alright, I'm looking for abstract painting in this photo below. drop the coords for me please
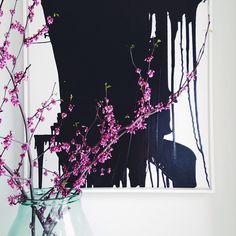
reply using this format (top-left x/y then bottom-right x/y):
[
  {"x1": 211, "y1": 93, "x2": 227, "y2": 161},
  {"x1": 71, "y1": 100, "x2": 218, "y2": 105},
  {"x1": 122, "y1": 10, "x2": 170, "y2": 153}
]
[{"x1": 29, "y1": 0, "x2": 211, "y2": 189}]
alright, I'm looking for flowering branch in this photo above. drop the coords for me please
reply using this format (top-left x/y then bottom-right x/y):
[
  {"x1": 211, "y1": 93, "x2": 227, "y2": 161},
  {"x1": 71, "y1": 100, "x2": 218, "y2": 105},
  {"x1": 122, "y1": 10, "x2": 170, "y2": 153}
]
[{"x1": 0, "y1": 1, "x2": 210, "y2": 234}]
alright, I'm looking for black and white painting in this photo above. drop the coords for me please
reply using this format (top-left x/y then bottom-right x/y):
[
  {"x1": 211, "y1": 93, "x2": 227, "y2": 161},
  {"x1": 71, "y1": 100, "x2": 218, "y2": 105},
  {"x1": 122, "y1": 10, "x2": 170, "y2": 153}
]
[{"x1": 28, "y1": 0, "x2": 211, "y2": 189}]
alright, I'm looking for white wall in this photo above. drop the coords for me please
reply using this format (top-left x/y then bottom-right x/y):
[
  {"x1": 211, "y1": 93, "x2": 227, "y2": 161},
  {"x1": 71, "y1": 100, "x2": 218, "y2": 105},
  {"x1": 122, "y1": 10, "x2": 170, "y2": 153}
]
[{"x1": 1, "y1": 0, "x2": 236, "y2": 235}]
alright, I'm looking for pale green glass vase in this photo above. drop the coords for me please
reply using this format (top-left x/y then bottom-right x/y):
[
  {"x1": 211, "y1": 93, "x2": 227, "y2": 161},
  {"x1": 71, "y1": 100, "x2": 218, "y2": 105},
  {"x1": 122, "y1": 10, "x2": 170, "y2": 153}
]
[{"x1": 8, "y1": 189, "x2": 93, "y2": 236}]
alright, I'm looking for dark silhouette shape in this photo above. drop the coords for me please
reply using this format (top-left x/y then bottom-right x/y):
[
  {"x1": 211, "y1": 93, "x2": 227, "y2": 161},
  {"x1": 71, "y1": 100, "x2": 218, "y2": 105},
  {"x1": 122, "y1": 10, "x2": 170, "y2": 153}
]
[
  {"x1": 156, "y1": 140, "x2": 196, "y2": 187},
  {"x1": 34, "y1": 0, "x2": 208, "y2": 188}
]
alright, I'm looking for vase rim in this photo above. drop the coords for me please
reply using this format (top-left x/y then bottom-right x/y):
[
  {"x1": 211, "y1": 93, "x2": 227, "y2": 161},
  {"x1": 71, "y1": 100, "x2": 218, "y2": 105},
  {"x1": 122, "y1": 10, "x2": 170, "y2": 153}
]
[{"x1": 20, "y1": 188, "x2": 82, "y2": 206}]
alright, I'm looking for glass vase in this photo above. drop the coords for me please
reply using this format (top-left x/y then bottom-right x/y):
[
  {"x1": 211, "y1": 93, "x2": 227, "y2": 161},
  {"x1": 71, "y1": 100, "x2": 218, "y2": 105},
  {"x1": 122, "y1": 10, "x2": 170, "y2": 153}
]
[{"x1": 8, "y1": 189, "x2": 93, "y2": 236}]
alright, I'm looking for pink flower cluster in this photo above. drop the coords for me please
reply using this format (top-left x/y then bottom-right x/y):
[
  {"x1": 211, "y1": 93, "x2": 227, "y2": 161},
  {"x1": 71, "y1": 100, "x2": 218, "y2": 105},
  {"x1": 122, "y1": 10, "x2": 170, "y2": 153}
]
[
  {"x1": 126, "y1": 77, "x2": 154, "y2": 134},
  {"x1": 50, "y1": 134, "x2": 93, "y2": 192},
  {"x1": 144, "y1": 55, "x2": 154, "y2": 63},
  {"x1": 21, "y1": 143, "x2": 29, "y2": 152},
  {"x1": 8, "y1": 87, "x2": 20, "y2": 106},
  {"x1": 14, "y1": 71, "x2": 28, "y2": 84},
  {"x1": 0, "y1": 40, "x2": 16, "y2": 69},
  {"x1": 147, "y1": 69, "x2": 155, "y2": 78},
  {"x1": 11, "y1": 21, "x2": 25, "y2": 35},
  {"x1": 49, "y1": 99, "x2": 121, "y2": 191},
  {"x1": 2, "y1": 131, "x2": 13, "y2": 150},
  {"x1": 0, "y1": 157, "x2": 6, "y2": 176},
  {"x1": 94, "y1": 98, "x2": 121, "y2": 164},
  {"x1": 28, "y1": 0, "x2": 40, "y2": 22},
  {"x1": 47, "y1": 16, "x2": 54, "y2": 25},
  {"x1": 24, "y1": 25, "x2": 49, "y2": 47},
  {"x1": 8, "y1": 194, "x2": 23, "y2": 206},
  {"x1": 7, "y1": 177, "x2": 19, "y2": 189},
  {"x1": 9, "y1": 9, "x2": 15, "y2": 16},
  {"x1": 99, "y1": 99, "x2": 121, "y2": 147},
  {"x1": 27, "y1": 98, "x2": 58, "y2": 133}
]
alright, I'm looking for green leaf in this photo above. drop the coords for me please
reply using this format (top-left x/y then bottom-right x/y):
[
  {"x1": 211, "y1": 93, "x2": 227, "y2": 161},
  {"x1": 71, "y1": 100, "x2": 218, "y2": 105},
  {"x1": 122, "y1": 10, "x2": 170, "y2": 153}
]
[
  {"x1": 73, "y1": 121, "x2": 80, "y2": 127},
  {"x1": 130, "y1": 44, "x2": 135, "y2": 49},
  {"x1": 105, "y1": 82, "x2": 112, "y2": 90},
  {"x1": 70, "y1": 94, "x2": 73, "y2": 101},
  {"x1": 53, "y1": 12, "x2": 60, "y2": 17},
  {"x1": 154, "y1": 38, "x2": 162, "y2": 47}
]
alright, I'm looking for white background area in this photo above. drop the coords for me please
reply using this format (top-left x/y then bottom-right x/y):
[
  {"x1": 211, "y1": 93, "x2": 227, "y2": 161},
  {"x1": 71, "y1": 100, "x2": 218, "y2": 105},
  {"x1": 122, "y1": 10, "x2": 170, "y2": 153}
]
[{"x1": 0, "y1": 0, "x2": 236, "y2": 235}]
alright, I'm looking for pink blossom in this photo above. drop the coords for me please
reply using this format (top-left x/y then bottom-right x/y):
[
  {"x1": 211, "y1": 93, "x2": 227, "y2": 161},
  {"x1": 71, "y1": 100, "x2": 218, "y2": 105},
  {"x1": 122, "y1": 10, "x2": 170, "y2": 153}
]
[
  {"x1": 47, "y1": 16, "x2": 54, "y2": 25},
  {"x1": 50, "y1": 144, "x2": 62, "y2": 153},
  {"x1": 61, "y1": 112, "x2": 67, "y2": 119},
  {"x1": 147, "y1": 69, "x2": 155, "y2": 78},
  {"x1": 0, "y1": 158, "x2": 6, "y2": 176},
  {"x1": 75, "y1": 144, "x2": 82, "y2": 152},
  {"x1": 46, "y1": 106, "x2": 52, "y2": 111},
  {"x1": 28, "y1": 6, "x2": 35, "y2": 22},
  {"x1": 80, "y1": 151, "x2": 90, "y2": 166},
  {"x1": 9, "y1": 88, "x2": 20, "y2": 106},
  {"x1": 98, "y1": 98, "x2": 121, "y2": 149},
  {"x1": 7, "y1": 177, "x2": 16, "y2": 189},
  {"x1": 8, "y1": 192, "x2": 25, "y2": 205},
  {"x1": 14, "y1": 71, "x2": 27, "y2": 83},
  {"x1": 11, "y1": 21, "x2": 25, "y2": 34},
  {"x1": 33, "y1": 0, "x2": 40, "y2": 5},
  {"x1": 43, "y1": 169, "x2": 48, "y2": 176},
  {"x1": 126, "y1": 119, "x2": 147, "y2": 134},
  {"x1": 24, "y1": 25, "x2": 49, "y2": 47},
  {"x1": 0, "y1": 40, "x2": 11, "y2": 69},
  {"x1": 61, "y1": 142, "x2": 71, "y2": 152},
  {"x1": 104, "y1": 105, "x2": 113, "y2": 113},
  {"x1": 144, "y1": 55, "x2": 154, "y2": 63},
  {"x1": 30, "y1": 128, "x2": 35, "y2": 133},
  {"x1": 68, "y1": 104, "x2": 74, "y2": 112},
  {"x1": 97, "y1": 147, "x2": 113, "y2": 163},
  {"x1": 91, "y1": 145, "x2": 100, "y2": 154},
  {"x1": 10, "y1": 94, "x2": 19, "y2": 106},
  {"x1": 72, "y1": 162, "x2": 80, "y2": 176},
  {"x1": 8, "y1": 194, "x2": 22, "y2": 206},
  {"x1": 51, "y1": 98, "x2": 56, "y2": 105},
  {"x1": 21, "y1": 143, "x2": 29, "y2": 152},
  {"x1": 37, "y1": 108, "x2": 43, "y2": 113},
  {"x1": 69, "y1": 154, "x2": 76, "y2": 162},
  {"x1": 10, "y1": 9, "x2": 15, "y2": 16},
  {"x1": 54, "y1": 127, "x2": 60, "y2": 135},
  {"x1": 138, "y1": 78, "x2": 148, "y2": 88},
  {"x1": 33, "y1": 161, "x2": 38, "y2": 167},
  {"x1": 20, "y1": 153, "x2": 25, "y2": 158},
  {"x1": 73, "y1": 177, "x2": 86, "y2": 190},
  {"x1": 39, "y1": 116, "x2": 45, "y2": 122},
  {"x1": 2, "y1": 131, "x2": 13, "y2": 150},
  {"x1": 135, "y1": 68, "x2": 142, "y2": 74},
  {"x1": 100, "y1": 168, "x2": 105, "y2": 176},
  {"x1": 27, "y1": 117, "x2": 34, "y2": 128}
]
